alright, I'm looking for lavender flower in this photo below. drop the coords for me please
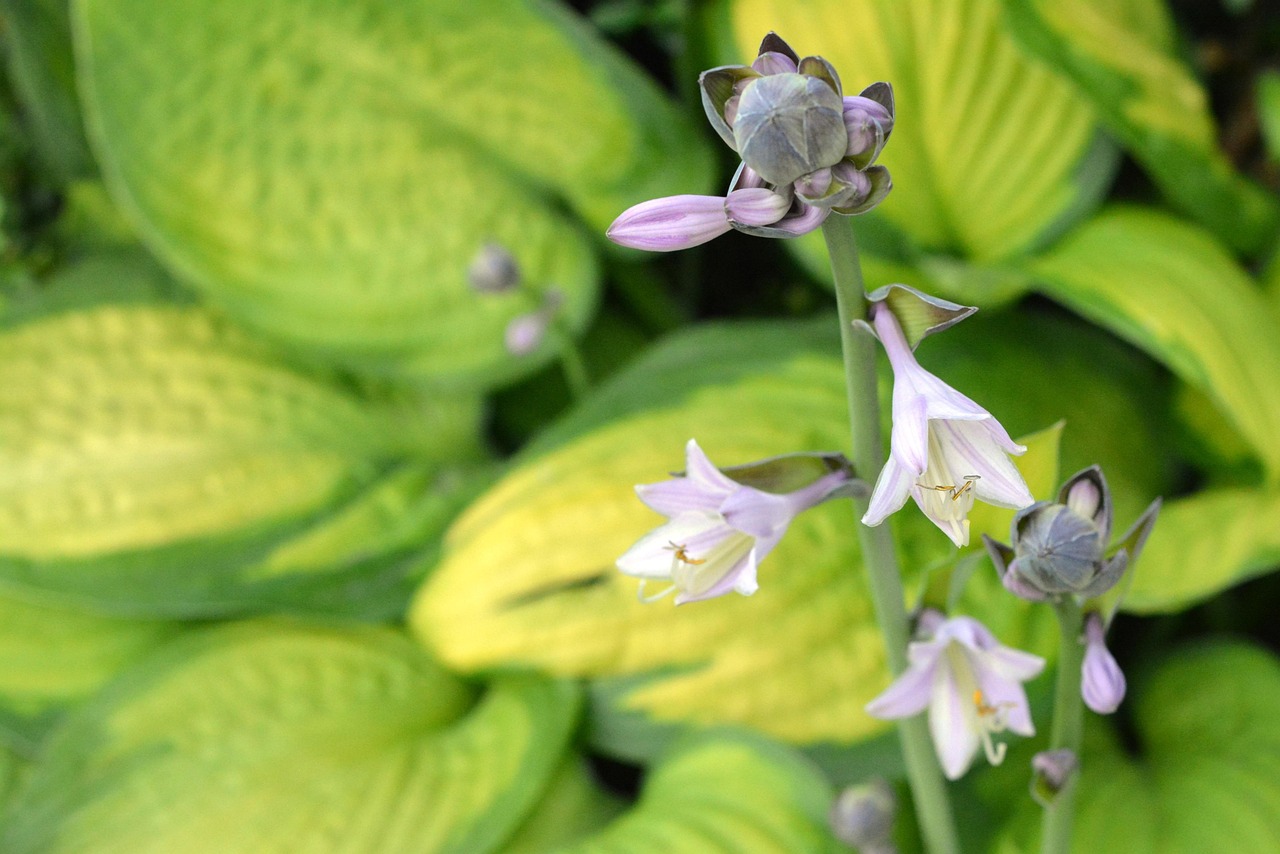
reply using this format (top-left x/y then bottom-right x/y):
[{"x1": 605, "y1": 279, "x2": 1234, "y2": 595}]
[
  {"x1": 607, "y1": 33, "x2": 893, "y2": 251},
  {"x1": 1081, "y1": 613, "x2": 1126, "y2": 714},
  {"x1": 866, "y1": 613, "x2": 1044, "y2": 780},
  {"x1": 617, "y1": 439, "x2": 850, "y2": 604},
  {"x1": 861, "y1": 291, "x2": 1034, "y2": 547}
]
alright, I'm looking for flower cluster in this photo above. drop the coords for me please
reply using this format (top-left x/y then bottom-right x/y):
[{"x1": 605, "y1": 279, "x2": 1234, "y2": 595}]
[{"x1": 607, "y1": 33, "x2": 894, "y2": 252}]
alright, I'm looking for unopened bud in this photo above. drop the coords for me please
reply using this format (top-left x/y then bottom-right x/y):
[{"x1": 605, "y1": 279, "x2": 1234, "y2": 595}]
[
  {"x1": 1081, "y1": 613, "x2": 1125, "y2": 714},
  {"x1": 1031, "y1": 749, "x2": 1078, "y2": 806},
  {"x1": 829, "y1": 778, "x2": 897, "y2": 852},
  {"x1": 468, "y1": 242, "x2": 521, "y2": 294},
  {"x1": 732, "y1": 72, "x2": 847, "y2": 186}
]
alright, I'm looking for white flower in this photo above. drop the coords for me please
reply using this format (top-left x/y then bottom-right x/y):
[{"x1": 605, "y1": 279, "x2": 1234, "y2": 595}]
[
  {"x1": 862, "y1": 303, "x2": 1034, "y2": 546},
  {"x1": 616, "y1": 439, "x2": 847, "y2": 604},
  {"x1": 866, "y1": 614, "x2": 1045, "y2": 780}
]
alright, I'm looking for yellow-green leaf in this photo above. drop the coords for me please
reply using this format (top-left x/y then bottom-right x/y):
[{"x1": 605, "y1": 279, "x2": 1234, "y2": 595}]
[
  {"x1": 1029, "y1": 206, "x2": 1280, "y2": 482},
  {"x1": 0, "y1": 621, "x2": 580, "y2": 854},
  {"x1": 1000, "y1": 0, "x2": 1280, "y2": 253},
  {"x1": 553, "y1": 733, "x2": 840, "y2": 853},
  {"x1": 0, "y1": 593, "x2": 178, "y2": 746},
  {"x1": 1122, "y1": 488, "x2": 1280, "y2": 613},
  {"x1": 716, "y1": 0, "x2": 1106, "y2": 262},
  {"x1": 73, "y1": 0, "x2": 709, "y2": 385}
]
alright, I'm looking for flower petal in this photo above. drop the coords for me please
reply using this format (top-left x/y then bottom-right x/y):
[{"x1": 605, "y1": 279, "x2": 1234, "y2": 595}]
[
  {"x1": 929, "y1": 663, "x2": 981, "y2": 780},
  {"x1": 683, "y1": 439, "x2": 739, "y2": 492},
  {"x1": 865, "y1": 660, "x2": 937, "y2": 719},
  {"x1": 931, "y1": 420, "x2": 1033, "y2": 509},
  {"x1": 862, "y1": 455, "x2": 914, "y2": 527},
  {"x1": 606, "y1": 195, "x2": 732, "y2": 252},
  {"x1": 971, "y1": 662, "x2": 1036, "y2": 737},
  {"x1": 634, "y1": 477, "x2": 721, "y2": 517},
  {"x1": 719, "y1": 485, "x2": 794, "y2": 539}
]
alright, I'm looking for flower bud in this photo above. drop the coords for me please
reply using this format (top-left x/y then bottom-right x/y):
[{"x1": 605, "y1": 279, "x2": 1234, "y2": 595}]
[
  {"x1": 504, "y1": 311, "x2": 548, "y2": 357},
  {"x1": 843, "y1": 95, "x2": 894, "y2": 160},
  {"x1": 829, "y1": 778, "x2": 897, "y2": 852},
  {"x1": 724, "y1": 187, "x2": 792, "y2": 227},
  {"x1": 468, "y1": 242, "x2": 521, "y2": 294},
  {"x1": 987, "y1": 466, "x2": 1144, "y2": 601},
  {"x1": 1081, "y1": 613, "x2": 1125, "y2": 714},
  {"x1": 732, "y1": 72, "x2": 847, "y2": 186},
  {"x1": 1030, "y1": 749, "x2": 1078, "y2": 806},
  {"x1": 606, "y1": 195, "x2": 732, "y2": 251}
]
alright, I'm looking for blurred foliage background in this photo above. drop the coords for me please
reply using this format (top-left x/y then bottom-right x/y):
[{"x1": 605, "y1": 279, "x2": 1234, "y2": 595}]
[{"x1": 0, "y1": 0, "x2": 1277, "y2": 851}]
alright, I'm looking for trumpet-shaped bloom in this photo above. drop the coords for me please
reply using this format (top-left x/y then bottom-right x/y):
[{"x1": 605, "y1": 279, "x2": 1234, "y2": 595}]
[
  {"x1": 862, "y1": 303, "x2": 1034, "y2": 546},
  {"x1": 866, "y1": 614, "x2": 1045, "y2": 780},
  {"x1": 616, "y1": 439, "x2": 848, "y2": 604}
]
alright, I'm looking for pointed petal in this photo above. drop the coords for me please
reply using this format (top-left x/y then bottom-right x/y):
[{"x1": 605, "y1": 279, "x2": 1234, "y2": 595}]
[
  {"x1": 865, "y1": 661, "x2": 937, "y2": 719},
  {"x1": 635, "y1": 478, "x2": 720, "y2": 516},
  {"x1": 862, "y1": 455, "x2": 914, "y2": 526},
  {"x1": 890, "y1": 392, "x2": 930, "y2": 474},
  {"x1": 929, "y1": 664, "x2": 980, "y2": 780},
  {"x1": 683, "y1": 439, "x2": 738, "y2": 492},
  {"x1": 932, "y1": 420, "x2": 1033, "y2": 509}
]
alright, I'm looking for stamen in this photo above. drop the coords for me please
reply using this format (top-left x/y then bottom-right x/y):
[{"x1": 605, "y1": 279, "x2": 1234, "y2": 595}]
[
  {"x1": 972, "y1": 689, "x2": 1013, "y2": 766},
  {"x1": 664, "y1": 541, "x2": 706, "y2": 565}
]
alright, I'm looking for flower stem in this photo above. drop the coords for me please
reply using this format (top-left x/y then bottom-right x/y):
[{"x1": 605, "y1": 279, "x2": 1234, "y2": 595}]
[
  {"x1": 1042, "y1": 598, "x2": 1086, "y2": 854},
  {"x1": 550, "y1": 321, "x2": 591, "y2": 401},
  {"x1": 821, "y1": 216, "x2": 960, "y2": 854}
]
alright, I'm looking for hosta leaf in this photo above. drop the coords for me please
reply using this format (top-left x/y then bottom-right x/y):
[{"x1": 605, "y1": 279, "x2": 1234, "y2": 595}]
[
  {"x1": 0, "y1": 271, "x2": 482, "y2": 614},
  {"x1": 994, "y1": 642, "x2": 1280, "y2": 853},
  {"x1": 1001, "y1": 0, "x2": 1280, "y2": 254},
  {"x1": 410, "y1": 318, "x2": 1149, "y2": 757},
  {"x1": 1121, "y1": 487, "x2": 1280, "y2": 613},
  {"x1": 0, "y1": 593, "x2": 178, "y2": 748},
  {"x1": 552, "y1": 733, "x2": 839, "y2": 854},
  {"x1": 716, "y1": 0, "x2": 1109, "y2": 262},
  {"x1": 0, "y1": 621, "x2": 580, "y2": 854},
  {"x1": 72, "y1": 0, "x2": 710, "y2": 386},
  {"x1": 1028, "y1": 206, "x2": 1280, "y2": 482},
  {"x1": 504, "y1": 757, "x2": 625, "y2": 854}
]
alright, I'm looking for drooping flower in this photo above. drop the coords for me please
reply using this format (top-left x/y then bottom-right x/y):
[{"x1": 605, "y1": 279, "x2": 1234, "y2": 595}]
[
  {"x1": 1081, "y1": 612, "x2": 1126, "y2": 714},
  {"x1": 866, "y1": 613, "x2": 1045, "y2": 780},
  {"x1": 861, "y1": 291, "x2": 1034, "y2": 546},
  {"x1": 607, "y1": 33, "x2": 893, "y2": 252},
  {"x1": 985, "y1": 466, "x2": 1162, "y2": 602},
  {"x1": 616, "y1": 440, "x2": 851, "y2": 604}
]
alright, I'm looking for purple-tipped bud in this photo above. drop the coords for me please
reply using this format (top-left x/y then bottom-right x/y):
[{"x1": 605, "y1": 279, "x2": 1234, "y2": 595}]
[
  {"x1": 505, "y1": 312, "x2": 549, "y2": 357},
  {"x1": 844, "y1": 95, "x2": 894, "y2": 158},
  {"x1": 752, "y1": 51, "x2": 798, "y2": 76},
  {"x1": 468, "y1": 242, "x2": 521, "y2": 294},
  {"x1": 1081, "y1": 614, "x2": 1126, "y2": 714},
  {"x1": 607, "y1": 195, "x2": 732, "y2": 252},
  {"x1": 724, "y1": 187, "x2": 792, "y2": 227},
  {"x1": 1031, "y1": 749, "x2": 1078, "y2": 806},
  {"x1": 793, "y1": 168, "x2": 833, "y2": 199},
  {"x1": 829, "y1": 778, "x2": 897, "y2": 851}
]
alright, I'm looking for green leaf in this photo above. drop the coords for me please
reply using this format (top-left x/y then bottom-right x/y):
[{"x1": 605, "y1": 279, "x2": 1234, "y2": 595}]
[
  {"x1": 1121, "y1": 487, "x2": 1280, "y2": 613},
  {"x1": 716, "y1": 0, "x2": 1112, "y2": 262},
  {"x1": 1030, "y1": 206, "x2": 1280, "y2": 482},
  {"x1": 2, "y1": 0, "x2": 95, "y2": 180},
  {"x1": 1257, "y1": 70, "x2": 1280, "y2": 165},
  {"x1": 0, "y1": 621, "x2": 581, "y2": 854},
  {"x1": 72, "y1": 0, "x2": 710, "y2": 387},
  {"x1": 503, "y1": 756, "x2": 626, "y2": 854},
  {"x1": 0, "y1": 593, "x2": 179, "y2": 748},
  {"x1": 1000, "y1": 0, "x2": 1280, "y2": 254},
  {"x1": 410, "y1": 319, "x2": 1111, "y2": 759},
  {"x1": 552, "y1": 732, "x2": 840, "y2": 853},
  {"x1": 995, "y1": 641, "x2": 1280, "y2": 853},
  {"x1": 0, "y1": 266, "x2": 483, "y2": 614}
]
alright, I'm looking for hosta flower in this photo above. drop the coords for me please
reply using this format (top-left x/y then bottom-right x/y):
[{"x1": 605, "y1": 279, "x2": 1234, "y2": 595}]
[
  {"x1": 607, "y1": 33, "x2": 893, "y2": 252},
  {"x1": 1081, "y1": 613, "x2": 1125, "y2": 714},
  {"x1": 862, "y1": 293, "x2": 1034, "y2": 546},
  {"x1": 866, "y1": 614, "x2": 1045, "y2": 780},
  {"x1": 985, "y1": 465, "x2": 1162, "y2": 602},
  {"x1": 616, "y1": 440, "x2": 850, "y2": 604}
]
